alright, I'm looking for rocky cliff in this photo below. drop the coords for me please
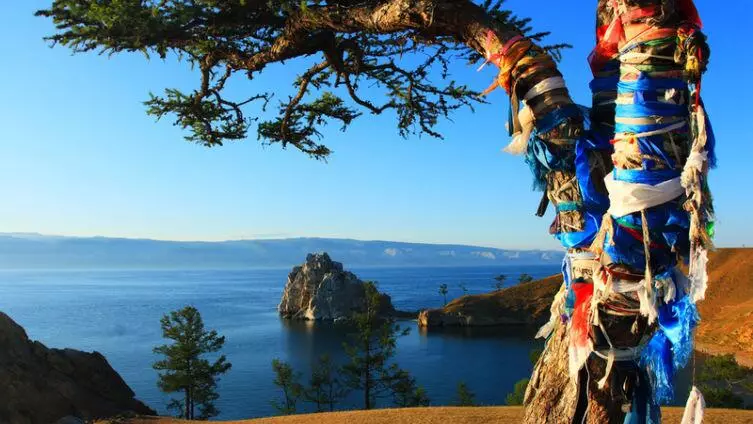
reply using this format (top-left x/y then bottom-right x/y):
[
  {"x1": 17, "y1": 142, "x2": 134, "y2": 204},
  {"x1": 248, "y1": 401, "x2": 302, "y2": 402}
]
[
  {"x1": 278, "y1": 253, "x2": 396, "y2": 320},
  {"x1": 0, "y1": 312, "x2": 155, "y2": 424},
  {"x1": 417, "y1": 275, "x2": 562, "y2": 328}
]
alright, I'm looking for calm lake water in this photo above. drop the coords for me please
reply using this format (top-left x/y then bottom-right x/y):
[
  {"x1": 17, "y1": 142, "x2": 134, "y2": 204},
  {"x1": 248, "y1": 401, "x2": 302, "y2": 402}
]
[{"x1": 0, "y1": 265, "x2": 560, "y2": 419}]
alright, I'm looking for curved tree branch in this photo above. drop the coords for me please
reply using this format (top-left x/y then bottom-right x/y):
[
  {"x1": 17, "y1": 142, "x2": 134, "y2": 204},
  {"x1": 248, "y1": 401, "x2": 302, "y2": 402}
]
[{"x1": 38, "y1": 0, "x2": 575, "y2": 158}]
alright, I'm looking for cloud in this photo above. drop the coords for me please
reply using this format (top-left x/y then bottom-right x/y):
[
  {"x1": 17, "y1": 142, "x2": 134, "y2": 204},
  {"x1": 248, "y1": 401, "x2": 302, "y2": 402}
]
[
  {"x1": 471, "y1": 251, "x2": 496, "y2": 260},
  {"x1": 383, "y1": 247, "x2": 400, "y2": 257}
]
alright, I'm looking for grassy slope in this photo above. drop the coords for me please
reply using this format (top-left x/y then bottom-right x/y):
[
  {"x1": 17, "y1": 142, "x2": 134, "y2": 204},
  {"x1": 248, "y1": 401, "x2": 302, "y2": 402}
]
[
  {"x1": 693, "y1": 248, "x2": 753, "y2": 366},
  {"x1": 115, "y1": 406, "x2": 753, "y2": 424}
]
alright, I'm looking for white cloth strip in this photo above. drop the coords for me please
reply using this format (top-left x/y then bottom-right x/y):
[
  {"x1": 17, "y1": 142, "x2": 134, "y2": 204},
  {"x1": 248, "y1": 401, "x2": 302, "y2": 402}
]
[
  {"x1": 502, "y1": 105, "x2": 535, "y2": 155},
  {"x1": 604, "y1": 173, "x2": 685, "y2": 218},
  {"x1": 611, "y1": 279, "x2": 644, "y2": 293},
  {"x1": 615, "y1": 89, "x2": 685, "y2": 105},
  {"x1": 523, "y1": 77, "x2": 566, "y2": 102},
  {"x1": 612, "y1": 121, "x2": 688, "y2": 140},
  {"x1": 620, "y1": 51, "x2": 677, "y2": 63},
  {"x1": 597, "y1": 350, "x2": 616, "y2": 389},
  {"x1": 592, "y1": 346, "x2": 642, "y2": 361},
  {"x1": 615, "y1": 116, "x2": 684, "y2": 125},
  {"x1": 568, "y1": 250, "x2": 597, "y2": 260},
  {"x1": 682, "y1": 151, "x2": 707, "y2": 191},
  {"x1": 681, "y1": 386, "x2": 706, "y2": 424}
]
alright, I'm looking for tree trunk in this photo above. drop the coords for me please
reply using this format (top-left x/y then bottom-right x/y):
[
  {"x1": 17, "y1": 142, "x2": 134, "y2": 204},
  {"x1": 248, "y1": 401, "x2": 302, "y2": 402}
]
[
  {"x1": 524, "y1": 323, "x2": 629, "y2": 423},
  {"x1": 524, "y1": 324, "x2": 577, "y2": 423},
  {"x1": 365, "y1": 338, "x2": 372, "y2": 410},
  {"x1": 184, "y1": 387, "x2": 191, "y2": 420}
]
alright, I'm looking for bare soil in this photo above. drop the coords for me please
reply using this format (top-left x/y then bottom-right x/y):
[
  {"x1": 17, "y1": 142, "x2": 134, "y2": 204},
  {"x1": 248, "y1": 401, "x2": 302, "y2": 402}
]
[{"x1": 110, "y1": 406, "x2": 753, "y2": 424}]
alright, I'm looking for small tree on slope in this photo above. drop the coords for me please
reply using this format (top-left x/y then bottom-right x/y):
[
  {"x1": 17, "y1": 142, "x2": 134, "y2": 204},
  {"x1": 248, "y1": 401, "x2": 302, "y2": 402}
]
[
  {"x1": 153, "y1": 306, "x2": 232, "y2": 420},
  {"x1": 341, "y1": 281, "x2": 415, "y2": 409}
]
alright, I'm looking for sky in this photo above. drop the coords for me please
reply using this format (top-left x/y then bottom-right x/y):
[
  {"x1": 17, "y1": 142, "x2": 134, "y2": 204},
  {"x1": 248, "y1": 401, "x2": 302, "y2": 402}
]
[{"x1": 1, "y1": 1, "x2": 751, "y2": 250}]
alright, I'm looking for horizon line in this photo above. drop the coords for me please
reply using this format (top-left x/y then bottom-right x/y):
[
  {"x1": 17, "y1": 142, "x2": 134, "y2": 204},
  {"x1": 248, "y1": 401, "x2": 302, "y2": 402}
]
[{"x1": 0, "y1": 231, "x2": 564, "y2": 252}]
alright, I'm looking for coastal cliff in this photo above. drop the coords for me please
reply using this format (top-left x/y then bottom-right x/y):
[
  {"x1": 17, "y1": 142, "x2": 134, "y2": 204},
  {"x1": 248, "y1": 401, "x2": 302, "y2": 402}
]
[
  {"x1": 278, "y1": 253, "x2": 396, "y2": 320},
  {"x1": 418, "y1": 275, "x2": 561, "y2": 328},
  {"x1": 0, "y1": 312, "x2": 155, "y2": 424}
]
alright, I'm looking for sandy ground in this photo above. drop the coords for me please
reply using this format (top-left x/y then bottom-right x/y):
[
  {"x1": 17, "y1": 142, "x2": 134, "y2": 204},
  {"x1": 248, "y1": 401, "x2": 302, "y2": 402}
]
[{"x1": 113, "y1": 407, "x2": 753, "y2": 424}]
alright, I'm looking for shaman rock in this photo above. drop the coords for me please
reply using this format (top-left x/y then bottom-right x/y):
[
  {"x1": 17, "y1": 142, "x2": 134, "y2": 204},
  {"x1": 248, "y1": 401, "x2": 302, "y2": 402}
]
[{"x1": 278, "y1": 253, "x2": 395, "y2": 320}]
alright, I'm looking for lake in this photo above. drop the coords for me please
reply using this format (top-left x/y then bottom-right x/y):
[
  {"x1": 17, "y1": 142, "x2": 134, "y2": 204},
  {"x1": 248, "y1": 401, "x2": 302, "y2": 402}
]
[{"x1": 0, "y1": 264, "x2": 560, "y2": 419}]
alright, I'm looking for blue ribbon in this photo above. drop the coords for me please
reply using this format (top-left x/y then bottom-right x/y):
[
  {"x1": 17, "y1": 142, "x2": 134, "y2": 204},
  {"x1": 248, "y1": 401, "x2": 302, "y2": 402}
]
[
  {"x1": 612, "y1": 168, "x2": 680, "y2": 185},
  {"x1": 556, "y1": 210, "x2": 602, "y2": 249},
  {"x1": 614, "y1": 120, "x2": 686, "y2": 135},
  {"x1": 658, "y1": 295, "x2": 699, "y2": 369},
  {"x1": 575, "y1": 137, "x2": 610, "y2": 212},
  {"x1": 617, "y1": 76, "x2": 687, "y2": 92},
  {"x1": 624, "y1": 367, "x2": 662, "y2": 424},
  {"x1": 640, "y1": 331, "x2": 675, "y2": 404},
  {"x1": 590, "y1": 75, "x2": 620, "y2": 93}
]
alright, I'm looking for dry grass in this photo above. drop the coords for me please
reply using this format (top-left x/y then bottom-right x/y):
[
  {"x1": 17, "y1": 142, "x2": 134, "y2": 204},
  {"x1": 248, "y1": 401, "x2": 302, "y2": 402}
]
[
  {"x1": 693, "y1": 248, "x2": 753, "y2": 367},
  {"x1": 108, "y1": 407, "x2": 753, "y2": 424}
]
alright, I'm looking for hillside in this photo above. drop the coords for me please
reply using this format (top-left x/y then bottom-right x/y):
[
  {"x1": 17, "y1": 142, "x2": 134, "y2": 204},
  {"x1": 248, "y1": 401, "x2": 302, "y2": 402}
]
[
  {"x1": 694, "y1": 248, "x2": 753, "y2": 366},
  {"x1": 419, "y1": 248, "x2": 753, "y2": 366},
  {"x1": 105, "y1": 406, "x2": 753, "y2": 424},
  {"x1": 0, "y1": 234, "x2": 562, "y2": 269},
  {"x1": 0, "y1": 312, "x2": 155, "y2": 423}
]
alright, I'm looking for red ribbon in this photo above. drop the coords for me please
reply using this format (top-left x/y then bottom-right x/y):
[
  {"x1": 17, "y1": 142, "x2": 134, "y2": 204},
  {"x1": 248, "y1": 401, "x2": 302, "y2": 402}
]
[
  {"x1": 678, "y1": 0, "x2": 702, "y2": 28},
  {"x1": 570, "y1": 282, "x2": 594, "y2": 347},
  {"x1": 485, "y1": 33, "x2": 525, "y2": 67},
  {"x1": 588, "y1": 0, "x2": 703, "y2": 75}
]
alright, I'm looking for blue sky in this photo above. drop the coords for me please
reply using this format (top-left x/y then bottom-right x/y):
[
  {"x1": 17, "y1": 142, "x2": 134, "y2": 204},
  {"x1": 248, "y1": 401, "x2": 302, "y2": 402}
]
[{"x1": 1, "y1": 1, "x2": 751, "y2": 250}]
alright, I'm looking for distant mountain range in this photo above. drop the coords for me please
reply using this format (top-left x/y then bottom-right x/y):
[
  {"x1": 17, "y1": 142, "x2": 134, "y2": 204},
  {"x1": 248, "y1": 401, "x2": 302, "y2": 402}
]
[{"x1": 0, "y1": 233, "x2": 563, "y2": 269}]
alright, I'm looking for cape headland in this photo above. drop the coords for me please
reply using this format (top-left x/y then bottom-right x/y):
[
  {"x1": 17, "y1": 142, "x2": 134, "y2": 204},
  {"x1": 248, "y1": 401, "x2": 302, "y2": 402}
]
[{"x1": 417, "y1": 274, "x2": 561, "y2": 328}]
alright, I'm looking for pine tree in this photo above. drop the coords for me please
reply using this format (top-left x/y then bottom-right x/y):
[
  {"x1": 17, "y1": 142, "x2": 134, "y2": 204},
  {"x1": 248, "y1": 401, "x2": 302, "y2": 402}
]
[
  {"x1": 303, "y1": 355, "x2": 349, "y2": 412},
  {"x1": 455, "y1": 381, "x2": 477, "y2": 406},
  {"x1": 505, "y1": 378, "x2": 530, "y2": 405},
  {"x1": 518, "y1": 273, "x2": 534, "y2": 284},
  {"x1": 271, "y1": 359, "x2": 304, "y2": 415},
  {"x1": 152, "y1": 306, "x2": 231, "y2": 420},
  {"x1": 494, "y1": 274, "x2": 507, "y2": 290},
  {"x1": 505, "y1": 348, "x2": 543, "y2": 405},
  {"x1": 392, "y1": 370, "x2": 431, "y2": 407},
  {"x1": 698, "y1": 354, "x2": 753, "y2": 409},
  {"x1": 341, "y1": 281, "x2": 412, "y2": 410},
  {"x1": 438, "y1": 283, "x2": 449, "y2": 306}
]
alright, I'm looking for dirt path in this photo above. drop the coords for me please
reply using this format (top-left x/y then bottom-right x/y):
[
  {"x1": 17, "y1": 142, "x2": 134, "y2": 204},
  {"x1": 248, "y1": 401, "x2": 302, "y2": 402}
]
[{"x1": 115, "y1": 406, "x2": 753, "y2": 424}]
